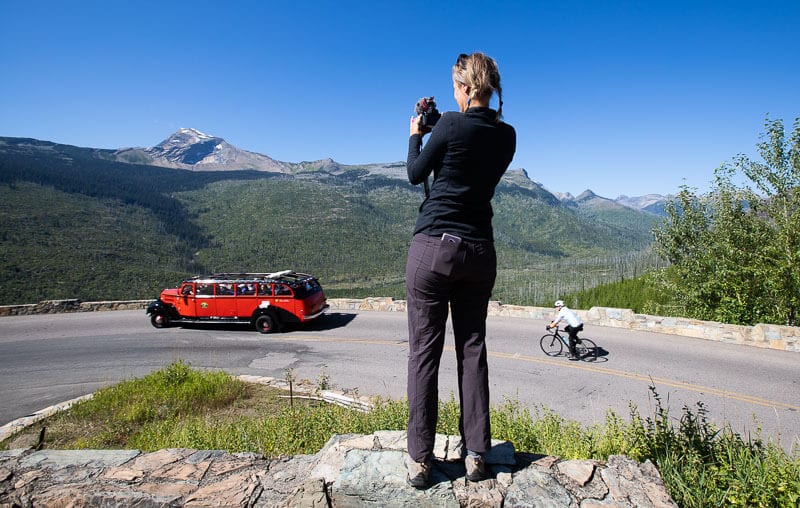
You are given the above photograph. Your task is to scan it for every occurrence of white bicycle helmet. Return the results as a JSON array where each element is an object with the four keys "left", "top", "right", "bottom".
[{"left": 554, "top": 300, "right": 564, "bottom": 308}]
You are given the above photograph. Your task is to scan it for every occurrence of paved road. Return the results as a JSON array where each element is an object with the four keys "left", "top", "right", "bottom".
[{"left": 1, "top": 310, "right": 797, "bottom": 451}]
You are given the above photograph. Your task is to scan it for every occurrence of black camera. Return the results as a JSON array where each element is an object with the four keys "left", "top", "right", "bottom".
[{"left": 415, "top": 96, "right": 441, "bottom": 129}]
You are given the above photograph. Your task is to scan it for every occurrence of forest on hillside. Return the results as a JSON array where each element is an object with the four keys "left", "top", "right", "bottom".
[{"left": 0, "top": 137, "right": 659, "bottom": 306}]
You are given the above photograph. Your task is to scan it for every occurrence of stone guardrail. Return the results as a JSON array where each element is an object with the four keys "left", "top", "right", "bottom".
[
  {"left": 330, "top": 297, "right": 799, "bottom": 353},
  {"left": 0, "top": 299, "right": 151, "bottom": 316},
  {"left": 1, "top": 297, "right": 797, "bottom": 352}
]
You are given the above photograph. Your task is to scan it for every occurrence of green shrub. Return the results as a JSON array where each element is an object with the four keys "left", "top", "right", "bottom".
[{"left": 560, "top": 271, "right": 676, "bottom": 313}]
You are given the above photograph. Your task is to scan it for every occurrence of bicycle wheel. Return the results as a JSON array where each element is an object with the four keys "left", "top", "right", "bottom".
[
  {"left": 540, "top": 334, "right": 563, "bottom": 356},
  {"left": 575, "top": 338, "right": 598, "bottom": 362}
]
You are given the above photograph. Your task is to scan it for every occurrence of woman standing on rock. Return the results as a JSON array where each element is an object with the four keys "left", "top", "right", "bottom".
[{"left": 404, "top": 52, "right": 516, "bottom": 488}]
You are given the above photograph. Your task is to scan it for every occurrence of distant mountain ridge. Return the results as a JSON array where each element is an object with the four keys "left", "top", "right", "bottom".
[
  {"left": 615, "top": 194, "right": 670, "bottom": 215},
  {"left": 3, "top": 128, "right": 669, "bottom": 215},
  {"left": 112, "top": 128, "right": 409, "bottom": 180},
  {"left": 169, "top": 129, "right": 669, "bottom": 215},
  {"left": 551, "top": 189, "right": 669, "bottom": 216}
]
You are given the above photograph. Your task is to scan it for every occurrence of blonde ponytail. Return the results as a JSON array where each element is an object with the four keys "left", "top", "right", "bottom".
[{"left": 452, "top": 52, "right": 504, "bottom": 121}]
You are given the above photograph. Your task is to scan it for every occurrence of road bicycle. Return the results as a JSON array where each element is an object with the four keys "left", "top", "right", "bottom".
[{"left": 540, "top": 326, "right": 598, "bottom": 362}]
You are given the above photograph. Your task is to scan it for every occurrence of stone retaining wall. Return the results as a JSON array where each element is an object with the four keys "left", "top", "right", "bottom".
[
  {"left": 1, "top": 297, "right": 797, "bottom": 352},
  {"left": 584, "top": 307, "right": 800, "bottom": 352},
  {"left": 0, "top": 432, "right": 678, "bottom": 507},
  {"left": 0, "top": 299, "right": 151, "bottom": 316},
  {"left": 328, "top": 297, "right": 799, "bottom": 352}
]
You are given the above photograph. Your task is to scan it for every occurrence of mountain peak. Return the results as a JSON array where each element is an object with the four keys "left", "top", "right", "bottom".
[
  {"left": 159, "top": 128, "right": 219, "bottom": 147},
  {"left": 137, "top": 128, "right": 290, "bottom": 172},
  {"left": 615, "top": 194, "right": 669, "bottom": 214},
  {"left": 147, "top": 128, "right": 225, "bottom": 165},
  {"left": 575, "top": 189, "right": 597, "bottom": 201}
]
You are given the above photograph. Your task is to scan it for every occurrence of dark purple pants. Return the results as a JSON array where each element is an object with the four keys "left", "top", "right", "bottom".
[{"left": 405, "top": 233, "right": 496, "bottom": 462}]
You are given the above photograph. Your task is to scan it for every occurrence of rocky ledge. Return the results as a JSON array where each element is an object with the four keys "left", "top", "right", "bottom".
[{"left": 0, "top": 431, "right": 676, "bottom": 507}]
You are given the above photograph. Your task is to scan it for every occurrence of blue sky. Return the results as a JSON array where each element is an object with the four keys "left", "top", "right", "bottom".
[{"left": 2, "top": 1, "right": 798, "bottom": 198}]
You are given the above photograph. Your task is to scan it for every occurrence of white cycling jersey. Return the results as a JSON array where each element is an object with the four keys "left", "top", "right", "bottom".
[{"left": 552, "top": 306, "right": 582, "bottom": 328}]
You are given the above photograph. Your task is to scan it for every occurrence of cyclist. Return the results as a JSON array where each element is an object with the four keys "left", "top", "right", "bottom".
[{"left": 548, "top": 300, "right": 583, "bottom": 360}]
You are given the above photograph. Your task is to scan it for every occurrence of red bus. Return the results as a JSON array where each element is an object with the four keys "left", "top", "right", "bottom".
[{"left": 147, "top": 270, "right": 328, "bottom": 333}]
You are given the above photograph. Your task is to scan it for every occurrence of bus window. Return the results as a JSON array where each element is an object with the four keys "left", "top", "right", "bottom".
[
  {"left": 275, "top": 284, "right": 293, "bottom": 296},
  {"left": 237, "top": 283, "right": 255, "bottom": 295}
]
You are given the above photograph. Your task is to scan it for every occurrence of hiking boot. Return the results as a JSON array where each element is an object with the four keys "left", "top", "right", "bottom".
[
  {"left": 406, "top": 456, "right": 430, "bottom": 489},
  {"left": 465, "top": 454, "right": 487, "bottom": 482}
]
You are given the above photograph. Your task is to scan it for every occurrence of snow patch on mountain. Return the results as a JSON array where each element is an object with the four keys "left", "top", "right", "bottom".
[{"left": 139, "top": 128, "right": 290, "bottom": 172}]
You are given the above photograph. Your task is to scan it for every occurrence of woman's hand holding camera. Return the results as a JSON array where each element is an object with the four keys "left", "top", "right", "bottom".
[{"left": 410, "top": 115, "right": 431, "bottom": 136}]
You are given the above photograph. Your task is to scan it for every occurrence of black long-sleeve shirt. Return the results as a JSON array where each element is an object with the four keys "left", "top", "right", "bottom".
[{"left": 407, "top": 107, "right": 516, "bottom": 242}]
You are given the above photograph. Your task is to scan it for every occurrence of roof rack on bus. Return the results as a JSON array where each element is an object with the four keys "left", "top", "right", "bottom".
[
  {"left": 265, "top": 270, "right": 293, "bottom": 279},
  {"left": 188, "top": 271, "right": 300, "bottom": 281}
]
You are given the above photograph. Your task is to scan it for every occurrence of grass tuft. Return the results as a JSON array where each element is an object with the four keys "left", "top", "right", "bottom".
[{"left": 43, "top": 360, "right": 247, "bottom": 448}]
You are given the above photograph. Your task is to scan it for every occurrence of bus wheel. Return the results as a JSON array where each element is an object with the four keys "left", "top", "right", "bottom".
[
  {"left": 150, "top": 313, "right": 170, "bottom": 328},
  {"left": 255, "top": 314, "right": 276, "bottom": 334}
]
